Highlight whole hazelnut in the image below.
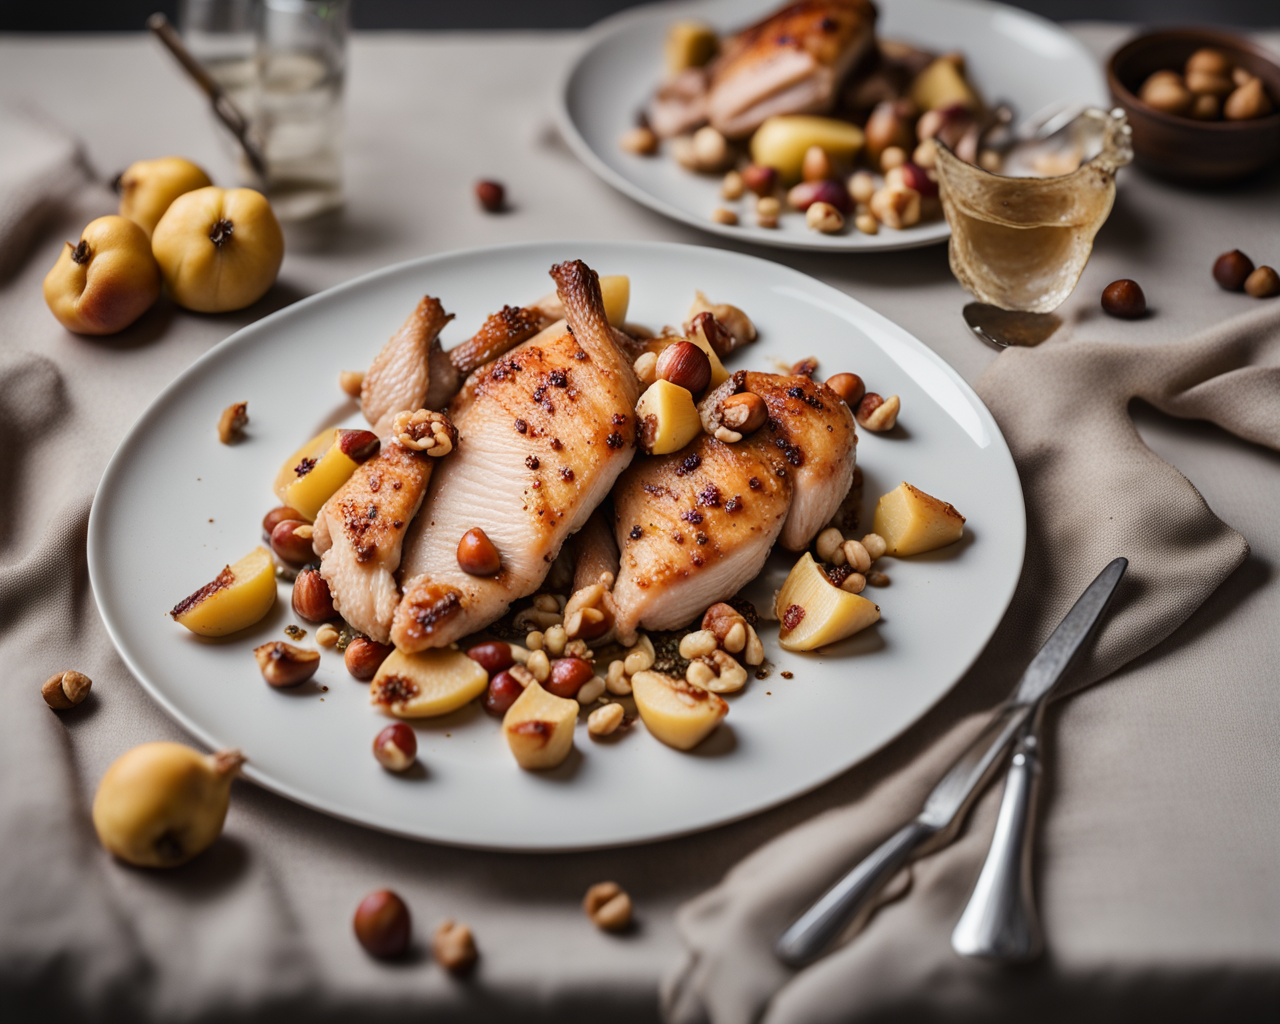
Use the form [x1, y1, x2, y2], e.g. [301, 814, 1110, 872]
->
[475, 180, 505, 212]
[1244, 266, 1280, 298]
[786, 178, 852, 215]
[546, 657, 594, 699]
[741, 163, 778, 196]
[42, 670, 92, 710]
[335, 428, 380, 463]
[345, 636, 394, 680]
[655, 340, 712, 394]
[1185, 48, 1233, 78]
[292, 569, 337, 622]
[1139, 70, 1193, 115]
[484, 670, 524, 716]
[801, 145, 834, 182]
[457, 527, 502, 576]
[270, 519, 315, 565]
[1101, 279, 1147, 319]
[466, 641, 514, 675]
[1224, 77, 1273, 120]
[824, 372, 866, 407]
[373, 723, 417, 772]
[1213, 249, 1255, 291]
[864, 99, 916, 160]
[692, 125, 731, 171]
[253, 641, 320, 688]
[719, 392, 768, 435]
[262, 505, 304, 536]
[353, 889, 411, 959]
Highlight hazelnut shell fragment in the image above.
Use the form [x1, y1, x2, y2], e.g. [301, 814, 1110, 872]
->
[253, 641, 320, 687]
[42, 670, 92, 709]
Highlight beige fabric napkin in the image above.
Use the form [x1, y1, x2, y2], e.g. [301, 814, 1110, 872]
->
[662, 303, 1280, 1024]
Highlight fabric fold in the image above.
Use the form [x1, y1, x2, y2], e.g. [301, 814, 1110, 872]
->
[663, 302, 1280, 1024]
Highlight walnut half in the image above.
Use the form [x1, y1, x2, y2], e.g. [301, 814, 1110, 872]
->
[392, 409, 457, 456]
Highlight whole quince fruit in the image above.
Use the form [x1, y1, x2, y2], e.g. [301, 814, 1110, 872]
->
[43, 214, 161, 335]
[116, 156, 212, 236]
[152, 186, 284, 313]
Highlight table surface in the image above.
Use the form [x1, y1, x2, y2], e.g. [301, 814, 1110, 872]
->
[1, 23, 1278, 1024]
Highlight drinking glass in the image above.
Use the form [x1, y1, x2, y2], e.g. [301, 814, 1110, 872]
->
[254, 0, 348, 219]
[178, 0, 259, 150]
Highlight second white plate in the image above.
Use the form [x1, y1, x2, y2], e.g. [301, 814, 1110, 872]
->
[558, 0, 1107, 252]
[89, 240, 1024, 850]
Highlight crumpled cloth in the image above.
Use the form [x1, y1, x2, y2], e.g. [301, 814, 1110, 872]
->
[662, 303, 1280, 1024]
[0, 106, 88, 281]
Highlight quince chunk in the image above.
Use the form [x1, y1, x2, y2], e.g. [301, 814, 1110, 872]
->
[665, 21, 718, 75]
[273, 428, 369, 521]
[750, 116, 865, 184]
[631, 670, 728, 751]
[872, 482, 966, 556]
[170, 546, 276, 637]
[776, 552, 880, 651]
[636, 379, 702, 455]
[370, 649, 488, 718]
[502, 681, 579, 770]
[909, 57, 982, 112]
[273, 429, 334, 505]
[600, 275, 630, 327]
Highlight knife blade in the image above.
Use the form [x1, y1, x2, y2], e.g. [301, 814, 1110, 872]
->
[774, 558, 1128, 967]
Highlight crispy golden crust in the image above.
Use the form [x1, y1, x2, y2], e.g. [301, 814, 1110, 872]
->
[328, 443, 432, 564]
[448, 304, 549, 377]
[714, 0, 876, 81]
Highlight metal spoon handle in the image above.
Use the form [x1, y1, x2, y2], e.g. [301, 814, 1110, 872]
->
[951, 724, 1043, 961]
[775, 820, 934, 967]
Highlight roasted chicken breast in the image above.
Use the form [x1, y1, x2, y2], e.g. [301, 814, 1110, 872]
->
[391, 260, 641, 650]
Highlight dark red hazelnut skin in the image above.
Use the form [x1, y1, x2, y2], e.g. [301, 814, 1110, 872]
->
[466, 641, 515, 675]
[1101, 279, 1147, 319]
[484, 671, 524, 716]
[372, 723, 417, 771]
[545, 657, 594, 699]
[475, 180, 505, 212]
[353, 890, 411, 959]
[1213, 250, 1254, 291]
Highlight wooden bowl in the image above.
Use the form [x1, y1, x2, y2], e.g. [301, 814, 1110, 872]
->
[1107, 28, 1280, 183]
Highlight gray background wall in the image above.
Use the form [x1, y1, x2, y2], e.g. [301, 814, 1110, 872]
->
[2, 0, 1277, 31]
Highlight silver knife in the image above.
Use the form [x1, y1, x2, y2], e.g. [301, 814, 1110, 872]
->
[774, 558, 1128, 968]
[951, 558, 1127, 960]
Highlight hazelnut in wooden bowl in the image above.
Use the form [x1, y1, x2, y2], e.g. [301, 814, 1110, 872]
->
[1107, 29, 1280, 183]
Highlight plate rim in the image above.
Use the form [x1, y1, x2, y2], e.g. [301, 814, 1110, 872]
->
[554, 0, 1106, 254]
[87, 238, 1026, 851]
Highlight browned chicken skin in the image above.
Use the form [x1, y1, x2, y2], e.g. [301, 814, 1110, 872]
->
[707, 0, 877, 138]
[391, 261, 641, 651]
[611, 372, 855, 639]
[361, 297, 458, 436]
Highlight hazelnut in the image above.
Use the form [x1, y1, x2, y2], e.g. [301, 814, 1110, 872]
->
[848, 170, 876, 205]
[353, 889, 411, 959]
[710, 207, 738, 226]
[855, 392, 900, 432]
[801, 145, 834, 182]
[1224, 76, 1273, 120]
[1101, 279, 1147, 318]
[1185, 70, 1234, 97]
[339, 370, 364, 398]
[864, 99, 916, 160]
[1244, 266, 1280, 298]
[336, 428, 380, 463]
[880, 146, 907, 172]
[292, 568, 337, 622]
[41, 670, 92, 710]
[583, 881, 632, 931]
[854, 212, 879, 235]
[457, 527, 502, 576]
[692, 125, 730, 171]
[217, 401, 248, 444]
[262, 505, 304, 536]
[270, 519, 315, 564]
[897, 163, 938, 198]
[1188, 93, 1222, 120]
[720, 392, 768, 435]
[253, 641, 320, 688]
[373, 723, 417, 772]
[702, 602, 747, 653]
[1213, 249, 1255, 291]
[721, 169, 745, 199]
[1186, 48, 1233, 78]
[619, 126, 658, 155]
[824, 372, 865, 407]
[484, 670, 525, 716]
[466, 641, 514, 675]
[1139, 70, 1193, 115]
[685, 293, 756, 349]
[433, 919, 478, 974]
[633, 350, 658, 386]
[345, 636, 393, 680]
[587, 702, 625, 737]
[912, 139, 938, 169]
[656, 340, 712, 394]
[869, 187, 921, 230]
[787, 178, 852, 214]
[742, 163, 778, 196]
[685, 311, 737, 358]
[316, 623, 340, 648]
[546, 657, 594, 698]
[475, 180, 505, 212]
[806, 201, 845, 233]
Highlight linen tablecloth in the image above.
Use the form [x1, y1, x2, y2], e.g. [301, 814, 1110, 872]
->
[1, 24, 1278, 1023]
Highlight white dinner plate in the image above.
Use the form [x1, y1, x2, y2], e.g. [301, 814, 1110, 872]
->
[557, 0, 1107, 252]
[88, 240, 1024, 850]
